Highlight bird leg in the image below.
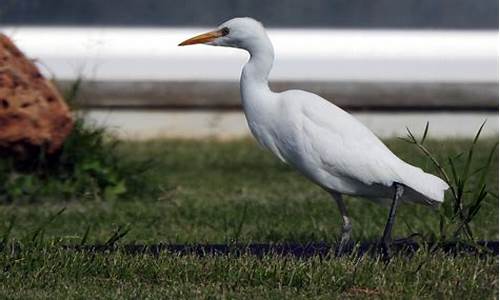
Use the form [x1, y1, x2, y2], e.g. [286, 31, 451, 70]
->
[381, 183, 405, 258]
[331, 192, 352, 254]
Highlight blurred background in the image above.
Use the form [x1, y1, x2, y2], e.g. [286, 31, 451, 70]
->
[1, 0, 498, 139]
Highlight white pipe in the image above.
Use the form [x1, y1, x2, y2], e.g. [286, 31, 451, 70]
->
[2, 27, 498, 82]
[84, 110, 499, 139]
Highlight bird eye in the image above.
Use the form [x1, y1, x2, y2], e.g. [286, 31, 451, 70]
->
[221, 27, 230, 36]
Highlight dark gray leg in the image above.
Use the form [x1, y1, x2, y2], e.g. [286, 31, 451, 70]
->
[381, 183, 405, 257]
[331, 192, 352, 253]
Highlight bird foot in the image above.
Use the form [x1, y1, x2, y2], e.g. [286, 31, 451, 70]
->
[336, 233, 354, 256]
[376, 235, 422, 261]
[376, 238, 393, 262]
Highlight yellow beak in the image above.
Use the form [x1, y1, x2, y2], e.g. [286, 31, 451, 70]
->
[178, 29, 225, 46]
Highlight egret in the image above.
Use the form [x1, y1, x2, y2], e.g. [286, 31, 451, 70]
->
[179, 17, 448, 254]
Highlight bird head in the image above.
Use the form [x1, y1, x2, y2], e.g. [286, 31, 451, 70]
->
[178, 17, 268, 50]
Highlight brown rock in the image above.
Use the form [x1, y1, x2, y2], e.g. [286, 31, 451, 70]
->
[0, 33, 73, 155]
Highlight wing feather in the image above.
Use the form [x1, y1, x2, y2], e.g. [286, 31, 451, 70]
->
[301, 95, 403, 188]
[274, 90, 448, 203]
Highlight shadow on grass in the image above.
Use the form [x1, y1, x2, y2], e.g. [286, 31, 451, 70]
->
[64, 240, 498, 258]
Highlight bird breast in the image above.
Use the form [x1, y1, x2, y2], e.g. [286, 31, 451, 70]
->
[240, 84, 288, 163]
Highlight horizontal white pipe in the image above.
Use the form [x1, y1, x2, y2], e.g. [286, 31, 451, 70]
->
[2, 27, 498, 82]
[84, 110, 498, 140]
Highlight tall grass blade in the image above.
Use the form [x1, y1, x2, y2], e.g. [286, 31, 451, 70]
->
[80, 225, 91, 246]
[406, 127, 417, 143]
[420, 122, 430, 144]
[447, 157, 459, 186]
[30, 207, 66, 242]
[64, 77, 83, 107]
[473, 120, 487, 144]
[0, 216, 15, 250]
[460, 122, 485, 182]
[232, 202, 249, 242]
[104, 225, 130, 247]
[473, 142, 498, 201]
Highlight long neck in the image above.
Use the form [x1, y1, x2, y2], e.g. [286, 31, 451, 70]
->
[239, 34, 277, 146]
[241, 36, 274, 91]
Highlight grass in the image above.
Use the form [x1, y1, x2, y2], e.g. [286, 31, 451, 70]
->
[0, 112, 152, 203]
[0, 138, 498, 299]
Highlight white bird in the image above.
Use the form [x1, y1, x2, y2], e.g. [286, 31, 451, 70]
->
[179, 17, 449, 254]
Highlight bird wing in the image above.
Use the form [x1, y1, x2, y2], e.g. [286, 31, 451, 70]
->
[289, 90, 447, 203]
[295, 91, 407, 187]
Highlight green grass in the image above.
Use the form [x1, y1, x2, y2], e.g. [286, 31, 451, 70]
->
[0, 138, 498, 299]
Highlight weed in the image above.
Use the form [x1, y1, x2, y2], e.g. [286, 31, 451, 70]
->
[0, 80, 154, 203]
[403, 121, 498, 243]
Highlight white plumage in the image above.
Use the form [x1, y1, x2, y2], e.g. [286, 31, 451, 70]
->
[179, 17, 449, 251]
[243, 87, 448, 205]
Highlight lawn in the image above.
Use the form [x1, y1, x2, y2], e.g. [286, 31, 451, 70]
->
[0, 138, 498, 299]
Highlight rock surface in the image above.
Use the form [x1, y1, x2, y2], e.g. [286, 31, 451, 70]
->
[0, 33, 73, 155]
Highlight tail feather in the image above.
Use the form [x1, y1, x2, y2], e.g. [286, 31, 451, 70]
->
[398, 165, 449, 206]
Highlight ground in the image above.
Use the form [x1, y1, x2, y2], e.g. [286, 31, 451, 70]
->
[0, 138, 498, 299]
